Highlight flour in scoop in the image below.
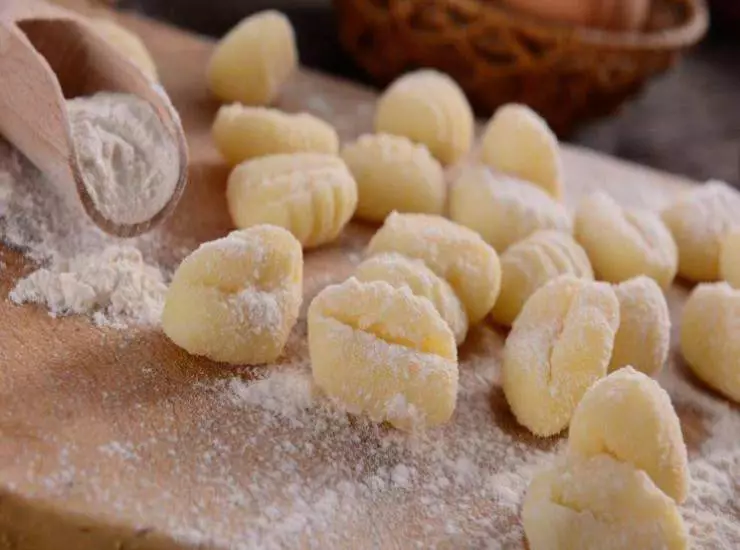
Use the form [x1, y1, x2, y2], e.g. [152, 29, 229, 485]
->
[67, 92, 179, 226]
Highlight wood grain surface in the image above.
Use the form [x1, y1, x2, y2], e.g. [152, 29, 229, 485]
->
[1, 4, 738, 550]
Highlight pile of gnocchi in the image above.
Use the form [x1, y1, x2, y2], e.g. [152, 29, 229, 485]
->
[105, 9, 740, 549]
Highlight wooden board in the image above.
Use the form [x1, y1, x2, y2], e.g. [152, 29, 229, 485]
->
[1, 5, 738, 550]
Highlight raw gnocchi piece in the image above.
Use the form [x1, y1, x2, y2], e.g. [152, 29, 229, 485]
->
[162, 225, 302, 365]
[207, 10, 297, 106]
[502, 276, 620, 436]
[609, 277, 670, 376]
[480, 103, 563, 200]
[355, 253, 468, 344]
[93, 19, 158, 81]
[523, 454, 688, 550]
[226, 153, 357, 249]
[681, 282, 740, 403]
[213, 104, 339, 166]
[340, 134, 445, 222]
[366, 212, 501, 325]
[720, 229, 740, 288]
[574, 192, 678, 289]
[308, 277, 458, 431]
[374, 70, 473, 164]
[662, 180, 740, 282]
[569, 367, 689, 503]
[491, 230, 593, 327]
[449, 165, 571, 253]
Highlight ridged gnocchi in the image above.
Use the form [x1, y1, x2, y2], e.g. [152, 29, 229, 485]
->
[226, 153, 357, 249]
[449, 165, 571, 253]
[366, 212, 501, 325]
[213, 104, 339, 166]
[93, 18, 158, 81]
[491, 230, 593, 327]
[308, 278, 458, 431]
[502, 276, 620, 436]
[480, 103, 563, 200]
[523, 454, 688, 550]
[681, 282, 740, 403]
[355, 253, 468, 345]
[207, 10, 297, 106]
[720, 229, 740, 288]
[374, 70, 473, 164]
[574, 192, 678, 289]
[609, 277, 670, 376]
[662, 180, 740, 282]
[340, 134, 445, 222]
[162, 225, 303, 365]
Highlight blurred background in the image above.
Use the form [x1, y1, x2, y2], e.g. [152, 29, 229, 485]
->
[118, 0, 738, 185]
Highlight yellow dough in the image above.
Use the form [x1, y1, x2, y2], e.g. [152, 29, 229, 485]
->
[355, 253, 468, 345]
[574, 191, 678, 289]
[207, 10, 297, 106]
[308, 277, 458, 431]
[609, 277, 670, 376]
[162, 225, 303, 365]
[449, 165, 571, 253]
[92, 19, 158, 81]
[502, 276, 619, 436]
[568, 367, 689, 503]
[662, 180, 740, 282]
[523, 454, 688, 550]
[480, 103, 563, 200]
[366, 212, 501, 325]
[226, 153, 357, 249]
[720, 229, 740, 288]
[213, 105, 339, 166]
[340, 133, 445, 222]
[491, 230, 593, 327]
[374, 69, 473, 164]
[681, 282, 740, 403]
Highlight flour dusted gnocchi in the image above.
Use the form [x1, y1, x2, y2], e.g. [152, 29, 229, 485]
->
[523, 454, 688, 550]
[491, 230, 593, 327]
[213, 105, 339, 166]
[609, 277, 670, 376]
[340, 134, 445, 222]
[308, 278, 458, 431]
[366, 212, 501, 324]
[207, 10, 297, 106]
[480, 103, 563, 200]
[162, 225, 302, 365]
[226, 153, 357, 249]
[449, 165, 572, 253]
[93, 19, 158, 81]
[374, 70, 473, 164]
[662, 180, 740, 282]
[720, 229, 740, 288]
[574, 192, 678, 288]
[502, 276, 619, 436]
[681, 282, 740, 403]
[355, 253, 468, 344]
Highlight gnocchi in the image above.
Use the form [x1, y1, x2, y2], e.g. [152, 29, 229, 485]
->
[609, 277, 670, 376]
[226, 153, 357, 249]
[308, 277, 458, 431]
[366, 212, 501, 325]
[213, 104, 339, 166]
[449, 165, 571, 253]
[502, 276, 620, 436]
[355, 253, 468, 345]
[720, 229, 740, 288]
[93, 18, 158, 81]
[662, 180, 740, 282]
[681, 282, 740, 403]
[207, 10, 297, 106]
[374, 70, 473, 164]
[491, 230, 593, 327]
[162, 225, 303, 365]
[574, 192, 678, 289]
[568, 367, 689, 503]
[480, 103, 563, 200]
[340, 134, 445, 222]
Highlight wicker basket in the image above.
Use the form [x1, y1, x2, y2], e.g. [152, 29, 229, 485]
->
[334, 0, 709, 136]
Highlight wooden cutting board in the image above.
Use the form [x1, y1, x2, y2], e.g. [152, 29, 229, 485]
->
[1, 4, 738, 550]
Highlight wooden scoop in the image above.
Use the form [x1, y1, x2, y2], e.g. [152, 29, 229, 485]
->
[0, 0, 188, 238]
